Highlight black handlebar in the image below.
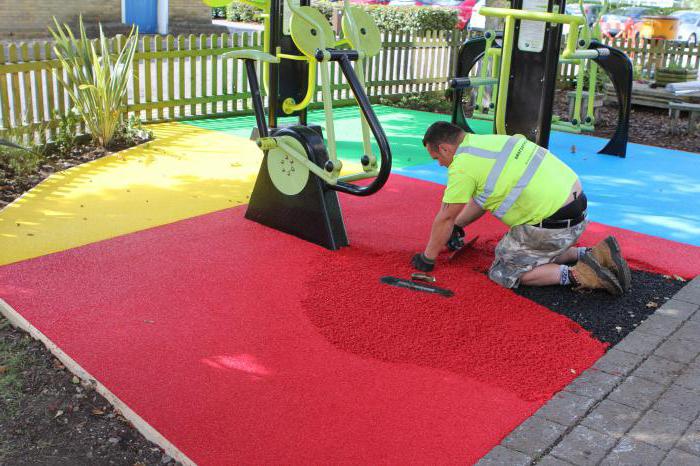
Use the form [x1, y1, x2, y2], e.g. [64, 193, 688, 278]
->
[242, 51, 391, 197]
[314, 48, 360, 62]
[450, 77, 473, 89]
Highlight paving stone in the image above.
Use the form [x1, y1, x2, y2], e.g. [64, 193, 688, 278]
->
[660, 448, 700, 466]
[549, 425, 616, 466]
[633, 356, 685, 386]
[535, 390, 596, 427]
[628, 410, 690, 451]
[636, 314, 685, 338]
[594, 349, 644, 377]
[674, 321, 700, 344]
[536, 455, 573, 466]
[475, 446, 532, 466]
[609, 376, 668, 410]
[581, 399, 643, 438]
[565, 369, 621, 401]
[653, 385, 700, 422]
[656, 299, 700, 321]
[674, 284, 700, 307]
[614, 331, 666, 357]
[691, 311, 700, 323]
[501, 416, 566, 457]
[655, 337, 700, 364]
[677, 419, 700, 456]
[676, 367, 700, 394]
[600, 436, 666, 466]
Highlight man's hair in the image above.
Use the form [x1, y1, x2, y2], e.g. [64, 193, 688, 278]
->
[422, 121, 464, 149]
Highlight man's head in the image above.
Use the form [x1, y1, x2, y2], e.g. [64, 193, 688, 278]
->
[422, 122, 466, 167]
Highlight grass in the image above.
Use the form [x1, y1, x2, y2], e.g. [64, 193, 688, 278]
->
[0, 318, 34, 418]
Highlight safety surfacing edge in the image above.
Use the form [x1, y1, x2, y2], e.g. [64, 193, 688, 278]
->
[1, 111, 699, 463]
[1, 174, 699, 464]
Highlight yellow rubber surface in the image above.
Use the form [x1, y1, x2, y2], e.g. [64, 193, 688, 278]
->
[0, 122, 366, 266]
[0, 123, 261, 266]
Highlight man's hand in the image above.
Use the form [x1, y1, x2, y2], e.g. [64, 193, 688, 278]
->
[446, 225, 465, 251]
[411, 253, 435, 272]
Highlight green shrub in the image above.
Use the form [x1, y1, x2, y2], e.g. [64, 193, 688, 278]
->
[227, 0, 458, 32]
[379, 91, 452, 113]
[365, 5, 458, 32]
[111, 115, 153, 149]
[212, 6, 227, 18]
[52, 110, 82, 156]
[227, 2, 262, 23]
[0, 128, 47, 177]
[312, 1, 458, 32]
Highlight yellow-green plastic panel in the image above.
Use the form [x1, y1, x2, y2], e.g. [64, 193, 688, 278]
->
[223, 50, 281, 63]
[342, 7, 381, 57]
[290, 7, 335, 58]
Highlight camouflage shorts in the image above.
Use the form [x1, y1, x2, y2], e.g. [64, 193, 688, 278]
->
[488, 220, 588, 289]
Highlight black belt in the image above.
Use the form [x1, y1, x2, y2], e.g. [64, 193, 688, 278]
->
[534, 211, 587, 229]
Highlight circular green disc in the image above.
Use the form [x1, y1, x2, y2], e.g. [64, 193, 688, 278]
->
[342, 7, 381, 57]
[290, 7, 335, 58]
[267, 139, 310, 196]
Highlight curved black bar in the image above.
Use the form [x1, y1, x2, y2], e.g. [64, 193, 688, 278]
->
[589, 41, 632, 157]
[329, 54, 392, 197]
[243, 59, 269, 138]
[451, 36, 489, 133]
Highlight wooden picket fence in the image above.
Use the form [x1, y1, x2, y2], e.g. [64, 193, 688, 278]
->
[1, 29, 699, 137]
[0, 30, 468, 137]
[557, 36, 700, 83]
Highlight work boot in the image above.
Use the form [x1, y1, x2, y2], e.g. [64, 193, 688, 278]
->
[588, 236, 632, 292]
[570, 254, 624, 295]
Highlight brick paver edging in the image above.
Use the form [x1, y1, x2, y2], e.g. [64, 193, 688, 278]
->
[477, 276, 700, 466]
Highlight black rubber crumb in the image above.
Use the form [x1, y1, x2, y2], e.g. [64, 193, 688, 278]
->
[515, 270, 686, 346]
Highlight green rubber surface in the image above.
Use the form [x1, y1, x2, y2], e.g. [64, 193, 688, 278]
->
[183, 106, 494, 169]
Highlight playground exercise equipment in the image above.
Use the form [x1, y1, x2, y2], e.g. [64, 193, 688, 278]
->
[212, 0, 392, 249]
[469, 0, 610, 135]
[450, 0, 633, 157]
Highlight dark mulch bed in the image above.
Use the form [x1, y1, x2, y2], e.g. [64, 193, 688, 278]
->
[0, 319, 177, 466]
[516, 270, 686, 345]
[551, 88, 700, 154]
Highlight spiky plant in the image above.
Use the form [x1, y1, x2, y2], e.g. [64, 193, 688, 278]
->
[49, 17, 139, 148]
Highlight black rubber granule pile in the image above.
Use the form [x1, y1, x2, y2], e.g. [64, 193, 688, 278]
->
[516, 270, 686, 345]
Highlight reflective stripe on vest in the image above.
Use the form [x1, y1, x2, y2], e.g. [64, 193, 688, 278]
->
[454, 135, 524, 208]
[492, 146, 547, 219]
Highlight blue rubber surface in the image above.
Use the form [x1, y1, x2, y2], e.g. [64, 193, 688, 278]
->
[186, 107, 700, 246]
[397, 124, 700, 247]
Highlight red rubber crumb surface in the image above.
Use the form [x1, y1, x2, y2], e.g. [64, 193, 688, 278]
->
[1, 174, 697, 464]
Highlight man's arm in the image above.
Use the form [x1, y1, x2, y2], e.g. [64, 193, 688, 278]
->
[424, 203, 465, 260]
[455, 201, 486, 228]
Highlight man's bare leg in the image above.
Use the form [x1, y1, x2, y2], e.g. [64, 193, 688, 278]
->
[520, 247, 585, 286]
[520, 263, 561, 286]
